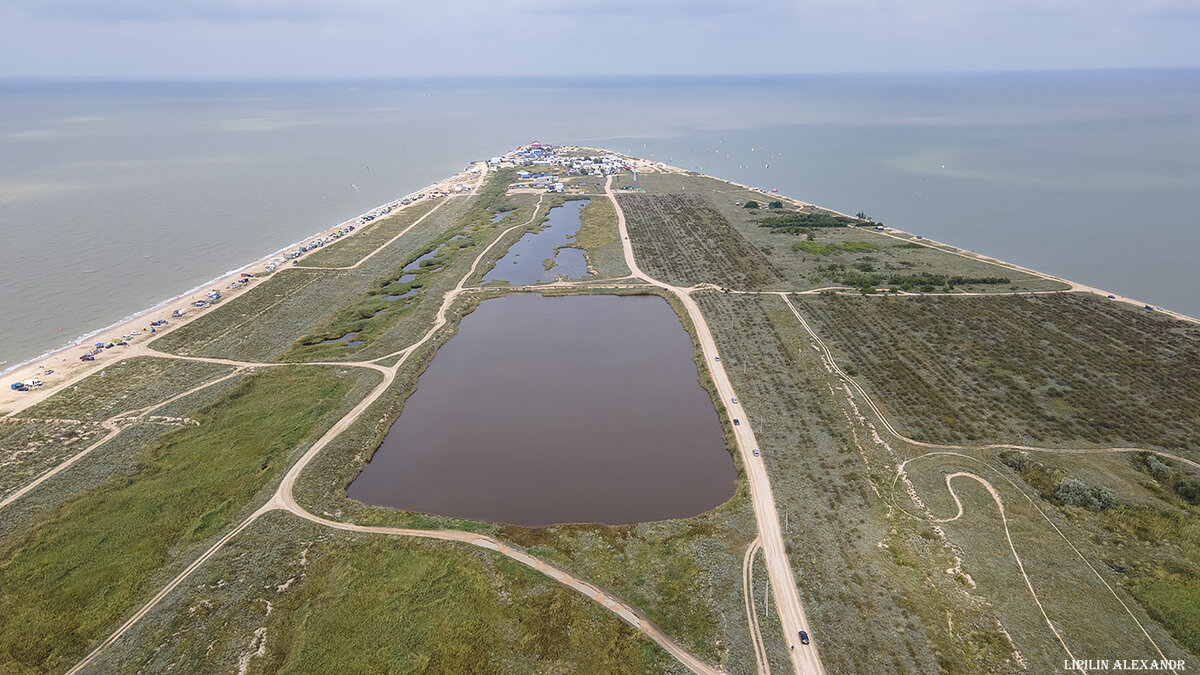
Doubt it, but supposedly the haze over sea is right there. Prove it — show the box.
[1,71,1197,372]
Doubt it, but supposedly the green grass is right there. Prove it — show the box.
[255,535,669,674]
[0,366,354,672]
[575,197,631,278]
[86,511,674,674]
[150,198,473,362]
[758,210,861,231]
[791,240,879,256]
[280,171,529,362]
[899,451,1187,669]
[0,420,108,498]
[17,357,233,422]
[1132,576,1200,655]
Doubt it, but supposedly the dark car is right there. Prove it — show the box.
[733,419,740,426]
[799,630,810,645]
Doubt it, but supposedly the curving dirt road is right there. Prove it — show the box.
[61,190,722,675]
[777,290,1180,674]
[742,538,771,675]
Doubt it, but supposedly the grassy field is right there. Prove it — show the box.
[279,173,537,362]
[618,192,782,289]
[575,196,631,278]
[295,199,438,268]
[16,357,234,422]
[149,196,473,362]
[900,449,1193,667]
[496,495,768,672]
[0,420,107,498]
[695,290,1028,673]
[794,293,1200,449]
[90,511,680,674]
[633,171,1065,293]
[0,366,364,672]
[988,447,1200,658]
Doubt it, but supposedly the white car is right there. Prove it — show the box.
[732,397,738,403]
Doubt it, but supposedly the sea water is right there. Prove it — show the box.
[2,71,1197,371]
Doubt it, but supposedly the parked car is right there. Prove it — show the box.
[799,631,810,645]
[752,448,759,456]
[732,397,738,403]
[733,419,741,426]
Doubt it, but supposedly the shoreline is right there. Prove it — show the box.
[3,151,1196,414]
[670,164,1200,327]
[0,161,484,410]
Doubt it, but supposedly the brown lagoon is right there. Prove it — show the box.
[347,293,735,527]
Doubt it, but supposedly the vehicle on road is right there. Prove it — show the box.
[752,448,759,456]
[799,630,810,645]
[733,419,740,426]
[1107,294,1115,299]
[731,397,737,403]
[714,355,720,361]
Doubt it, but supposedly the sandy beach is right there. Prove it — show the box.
[0,161,486,415]
[3,152,1195,416]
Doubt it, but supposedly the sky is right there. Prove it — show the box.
[1,0,1198,78]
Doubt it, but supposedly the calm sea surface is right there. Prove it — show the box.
[1,72,1197,371]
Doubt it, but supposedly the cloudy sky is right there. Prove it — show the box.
[2,0,1197,78]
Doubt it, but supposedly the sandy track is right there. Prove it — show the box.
[742,538,771,675]
[0,369,246,510]
[889,454,1178,675]
[62,188,720,675]
[777,290,1180,673]
[606,176,825,675]
[297,195,451,271]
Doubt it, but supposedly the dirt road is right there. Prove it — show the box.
[606,176,825,675]
[60,190,721,675]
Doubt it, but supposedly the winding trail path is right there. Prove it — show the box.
[58,188,721,675]
[776,291,1183,673]
[742,538,771,675]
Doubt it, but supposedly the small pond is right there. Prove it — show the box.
[318,331,362,347]
[347,293,735,527]
[482,200,589,285]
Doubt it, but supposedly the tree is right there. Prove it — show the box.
[743,200,760,209]
[768,200,783,209]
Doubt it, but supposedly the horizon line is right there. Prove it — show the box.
[2,66,1198,84]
